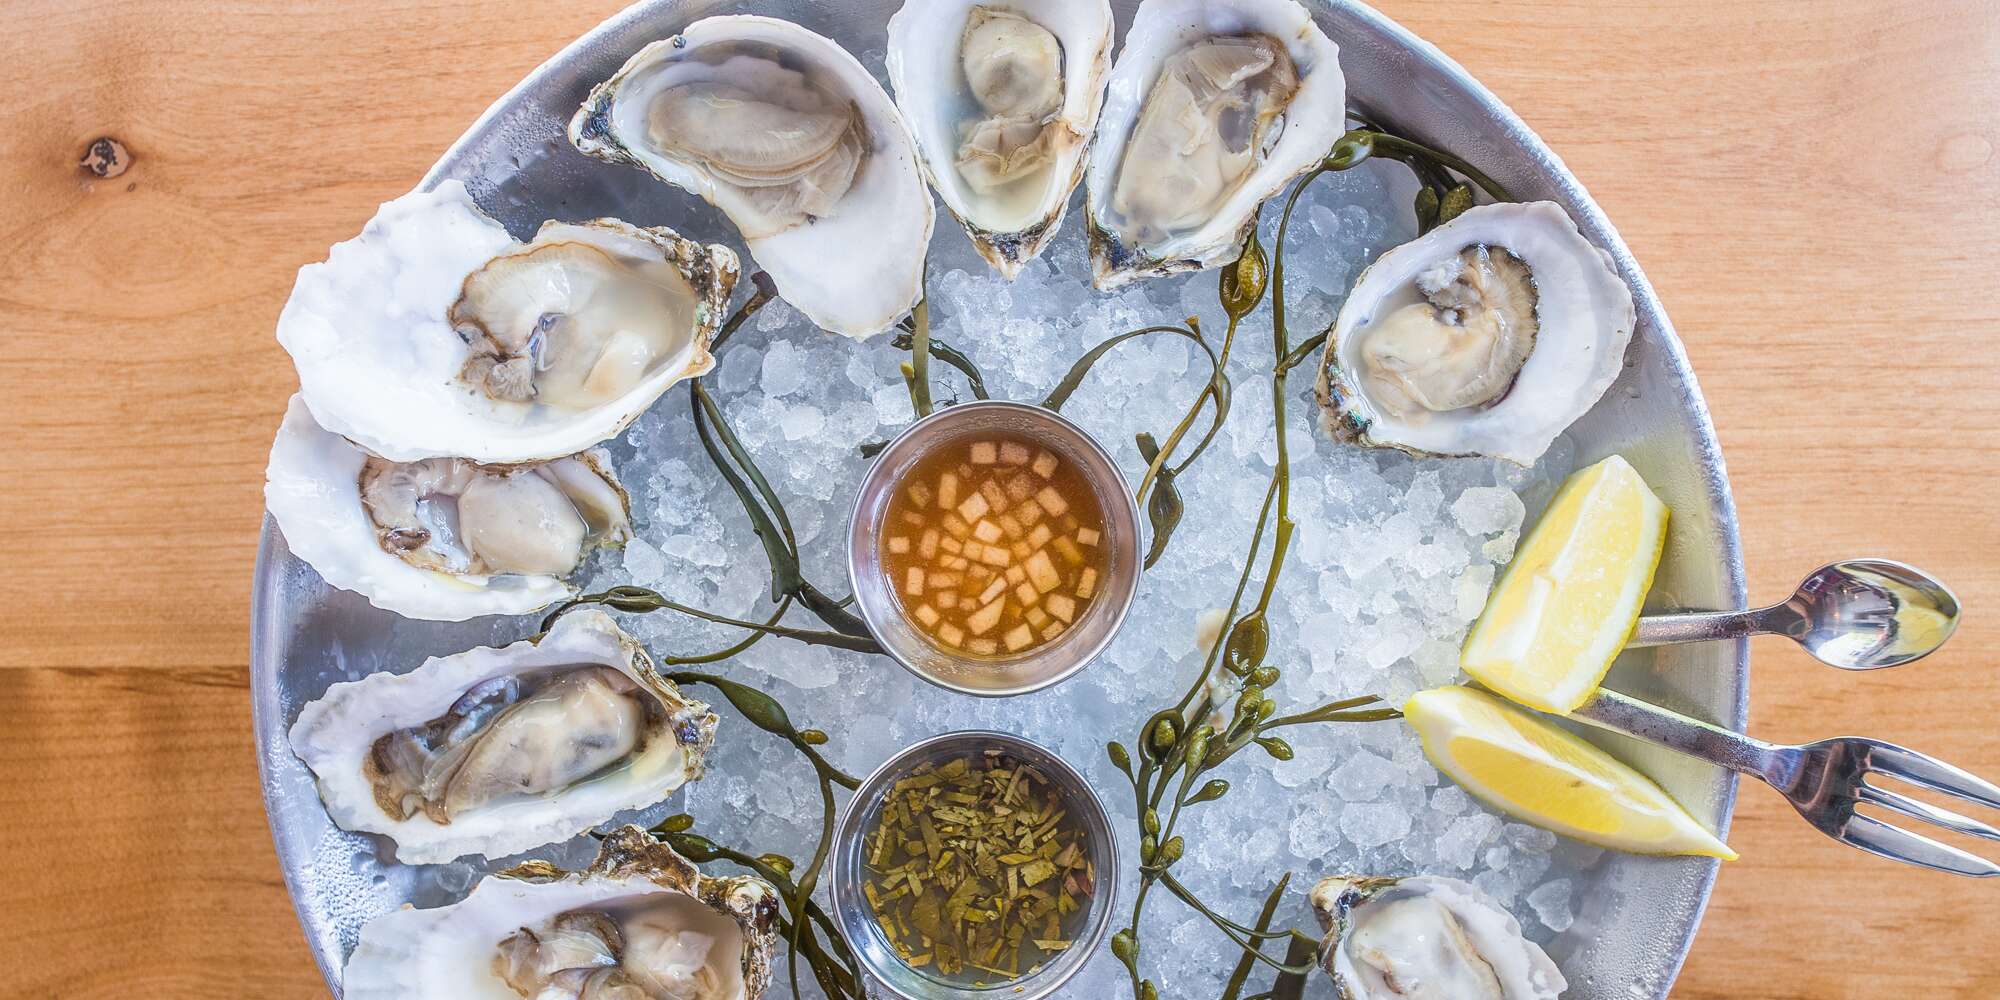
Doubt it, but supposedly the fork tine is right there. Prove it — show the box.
[1858,785,2000,843]
[1838,814,2000,877]
[1862,741,2000,810]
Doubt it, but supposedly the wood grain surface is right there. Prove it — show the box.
[3,0,1995,996]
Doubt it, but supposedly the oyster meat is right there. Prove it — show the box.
[1311,875,1565,1000]
[571,16,935,339]
[277,182,735,464]
[266,395,631,621]
[343,826,778,999]
[887,0,1113,277]
[1084,0,1345,288]
[1315,201,1636,464]
[289,611,717,863]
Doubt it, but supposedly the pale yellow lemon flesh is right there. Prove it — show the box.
[1461,454,1668,714]
[1406,685,1735,859]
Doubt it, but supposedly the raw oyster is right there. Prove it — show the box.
[343,825,778,999]
[570,16,935,339]
[887,0,1113,277]
[1315,201,1636,464]
[265,395,631,621]
[1310,875,1565,1000]
[277,181,735,464]
[289,611,717,864]
[1083,0,1346,288]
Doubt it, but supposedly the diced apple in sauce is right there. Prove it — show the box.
[980,480,1009,514]
[973,520,1002,544]
[904,567,925,596]
[1035,486,1069,518]
[1003,623,1034,652]
[975,544,1011,568]
[967,638,999,656]
[997,512,1023,538]
[1004,475,1034,503]
[919,529,939,559]
[970,441,998,464]
[967,598,1004,635]
[1040,621,1066,642]
[1045,594,1076,624]
[942,555,969,570]
[957,492,989,522]
[1031,450,1058,478]
[907,482,932,508]
[1052,536,1085,566]
[1015,498,1043,526]
[1010,541,1032,560]
[942,513,972,540]
[938,592,959,610]
[1077,567,1097,599]
[1027,524,1053,549]
[979,577,1008,605]
[1025,550,1061,593]
[937,472,960,510]
[1005,565,1026,584]
[914,604,940,627]
[929,571,960,589]
[1000,441,1031,466]
[900,512,925,528]
[1014,581,1039,607]
[940,536,963,554]
[1076,527,1099,546]
[888,536,910,554]
[1025,606,1049,628]
[938,623,965,647]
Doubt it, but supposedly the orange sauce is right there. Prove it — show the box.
[879,434,1109,658]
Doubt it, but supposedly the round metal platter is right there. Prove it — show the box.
[251,1,1748,996]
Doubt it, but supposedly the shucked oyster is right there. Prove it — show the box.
[289,611,717,864]
[571,16,935,339]
[887,0,1114,277]
[266,396,630,621]
[1083,0,1346,288]
[1310,875,1565,1000]
[343,826,778,999]
[1315,201,1636,464]
[277,182,736,464]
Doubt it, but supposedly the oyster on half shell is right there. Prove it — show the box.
[887,0,1114,277]
[343,826,778,1000]
[277,181,736,465]
[266,395,631,621]
[570,16,935,339]
[1310,875,1566,1000]
[1083,0,1346,288]
[1315,201,1636,464]
[289,611,717,864]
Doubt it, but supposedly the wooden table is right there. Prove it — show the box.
[4,1,1996,996]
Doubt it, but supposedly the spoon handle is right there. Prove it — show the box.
[1628,607,1773,648]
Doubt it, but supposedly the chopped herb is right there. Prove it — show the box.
[861,750,1094,982]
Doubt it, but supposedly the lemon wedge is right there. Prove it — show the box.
[1461,454,1667,714]
[1406,685,1735,859]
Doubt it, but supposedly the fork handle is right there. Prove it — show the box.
[1568,689,1790,783]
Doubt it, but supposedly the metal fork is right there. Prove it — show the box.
[1569,689,2000,876]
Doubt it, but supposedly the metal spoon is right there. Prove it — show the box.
[1631,559,1959,670]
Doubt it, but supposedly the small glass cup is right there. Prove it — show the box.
[828,730,1120,1000]
[847,400,1142,697]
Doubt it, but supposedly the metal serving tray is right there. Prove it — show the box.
[251,2,1747,995]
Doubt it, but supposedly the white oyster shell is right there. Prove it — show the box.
[570,16,935,339]
[288,611,717,864]
[887,0,1114,277]
[277,180,736,463]
[264,395,629,622]
[1083,0,1346,288]
[1315,201,1636,464]
[1310,875,1565,1000]
[343,826,778,1000]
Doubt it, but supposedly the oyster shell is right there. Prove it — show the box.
[265,395,632,621]
[1310,875,1565,1000]
[1083,0,1346,288]
[289,610,717,864]
[570,16,935,339]
[1315,201,1636,464]
[277,181,736,464]
[343,825,778,999]
[887,0,1114,277]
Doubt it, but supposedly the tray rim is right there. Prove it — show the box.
[250,0,1750,993]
